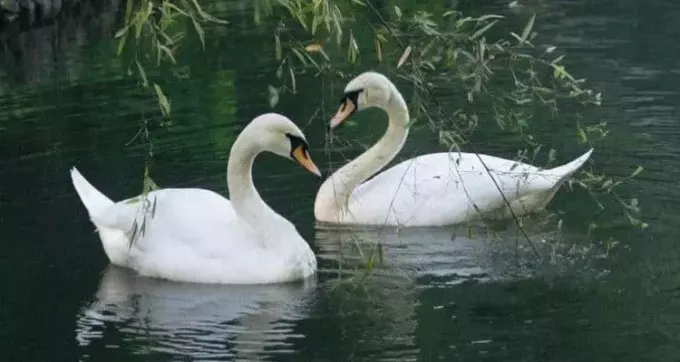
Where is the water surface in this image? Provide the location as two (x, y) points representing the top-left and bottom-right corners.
(1, 0), (678, 360)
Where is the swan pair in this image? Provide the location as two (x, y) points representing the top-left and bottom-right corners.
(72, 71), (593, 285)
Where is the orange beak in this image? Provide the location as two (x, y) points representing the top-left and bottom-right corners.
(292, 145), (321, 177)
(329, 97), (356, 129)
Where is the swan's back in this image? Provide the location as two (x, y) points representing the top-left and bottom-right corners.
(125, 188), (244, 254)
(346, 152), (578, 226)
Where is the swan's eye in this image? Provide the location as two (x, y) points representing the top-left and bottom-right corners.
(343, 89), (362, 109)
(285, 133), (309, 155)
(330, 90), (362, 129)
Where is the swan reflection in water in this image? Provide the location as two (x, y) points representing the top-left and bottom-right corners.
(315, 218), (590, 284)
(74, 226), (496, 361)
(75, 222), (588, 361)
(312, 223), (502, 359)
(315, 223), (506, 283)
(75, 266), (317, 361)
(312, 221), (591, 359)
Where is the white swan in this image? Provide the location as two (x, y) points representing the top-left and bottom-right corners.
(314, 72), (593, 227)
(72, 113), (321, 284)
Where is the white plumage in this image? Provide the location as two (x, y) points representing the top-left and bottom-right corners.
(72, 113), (319, 284)
(315, 72), (593, 227)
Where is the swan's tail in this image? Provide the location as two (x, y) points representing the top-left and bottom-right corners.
(490, 149), (594, 219)
(70, 167), (114, 218)
(71, 167), (132, 266)
(543, 148), (594, 188)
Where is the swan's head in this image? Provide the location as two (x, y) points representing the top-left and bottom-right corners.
(248, 113), (322, 177)
(330, 71), (394, 129)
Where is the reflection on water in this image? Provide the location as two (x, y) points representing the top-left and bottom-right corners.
(313, 224), (507, 360)
(74, 223), (601, 361)
(75, 266), (317, 361)
(315, 224), (493, 282)
(315, 218), (603, 284)
(311, 220), (610, 361)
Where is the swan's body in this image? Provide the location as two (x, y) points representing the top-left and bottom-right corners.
(314, 72), (593, 227)
(72, 113), (320, 284)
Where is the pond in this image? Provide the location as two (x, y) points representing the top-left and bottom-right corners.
(1, 0), (678, 361)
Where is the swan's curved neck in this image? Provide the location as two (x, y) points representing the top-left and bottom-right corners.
(227, 134), (278, 229)
(316, 86), (409, 214)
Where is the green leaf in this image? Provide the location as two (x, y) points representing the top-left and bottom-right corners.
(375, 37), (382, 62)
(153, 83), (171, 116)
(144, 175), (159, 192)
(551, 54), (565, 65)
(254, 0), (261, 24)
(347, 31), (359, 63)
(469, 20), (497, 41)
(134, 1), (154, 40)
(291, 47), (308, 66)
(289, 67), (296, 93)
(117, 33), (129, 56)
(365, 251), (374, 271)
(630, 166), (644, 178)
(333, 17), (342, 45)
(157, 44), (176, 64)
(576, 122), (587, 143)
(520, 14), (536, 43)
(191, 17), (205, 49)
(397, 45), (412, 68)
(115, 25), (130, 39)
(627, 213), (642, 227)
(135, 59), (148, 88)
(268, 85), (279, 108)
(293, 9), (308, 30)
(311, 15), (321, 35)
(164, 2), (189, 17)
(476, 14), (504, 21)
(125, 197), (141, 205)
(190, 0), (227, 24)
(123, 0), (134, 23)
(274, 34), (282, 61)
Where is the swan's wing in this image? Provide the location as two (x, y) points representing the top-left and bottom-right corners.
(95, 188), (313, 284)
(130, 188), (252, 254)
(95, 188), (251, 256)
(349, 152), (550, 226)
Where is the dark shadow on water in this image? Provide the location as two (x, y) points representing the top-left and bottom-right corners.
(0, 0), (123, 87)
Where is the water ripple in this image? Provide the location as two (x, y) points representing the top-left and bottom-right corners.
(75, 266), (317, 361)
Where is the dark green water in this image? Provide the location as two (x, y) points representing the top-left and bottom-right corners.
(1, 0), (678, 360)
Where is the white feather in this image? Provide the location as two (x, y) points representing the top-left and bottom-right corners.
(315, 72), (593, 227)
(71, 114), (318, 284)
